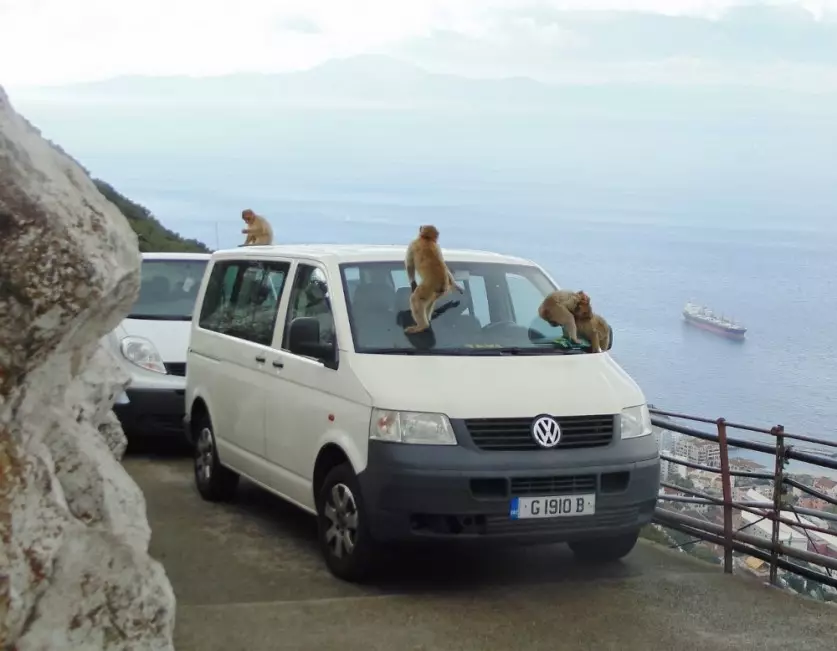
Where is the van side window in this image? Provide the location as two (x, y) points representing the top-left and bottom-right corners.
(282, 264), (336, 351)
(198, 259), (290, 345)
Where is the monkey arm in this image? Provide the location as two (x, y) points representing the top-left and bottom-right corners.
(446, 268), (463, 293)
(405, 246), (417, 291)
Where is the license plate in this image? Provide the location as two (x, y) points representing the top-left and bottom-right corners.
(510, 494), (596, 520)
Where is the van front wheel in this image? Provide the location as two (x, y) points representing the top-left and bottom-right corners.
(568, 530), (639, 563)
(193, 413), (239, 502)
(317, 463), (378, 582)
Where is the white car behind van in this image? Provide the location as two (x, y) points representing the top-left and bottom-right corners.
(107, 252), (211, 440)
(184, 244), (660, 581)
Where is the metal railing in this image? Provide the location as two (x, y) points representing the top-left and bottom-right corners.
(650, 407), (837, 591)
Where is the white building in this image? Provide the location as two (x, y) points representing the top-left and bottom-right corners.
(674, 439), (721, 468)
(661, 455), (689, 481)
(738, 488), (837, 556)
(739, 509), (808, 551)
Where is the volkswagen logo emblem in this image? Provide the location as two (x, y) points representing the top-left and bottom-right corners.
(531, 415), (561, 448)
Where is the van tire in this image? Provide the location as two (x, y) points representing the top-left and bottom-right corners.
(193, 412), (239, 502)
(568, 530), (639, 563)
(316, 462), (378, 583)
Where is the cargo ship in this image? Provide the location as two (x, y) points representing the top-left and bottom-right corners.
(683, 302), (746, 339)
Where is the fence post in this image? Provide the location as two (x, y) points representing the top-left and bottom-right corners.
(769, 425), (786, 586)
(717, 418), (733, 574)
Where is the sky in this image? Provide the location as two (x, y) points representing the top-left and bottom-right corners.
(2, 0), (837, 89)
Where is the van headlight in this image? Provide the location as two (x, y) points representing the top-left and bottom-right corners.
(369, 409), (457, 445)
(120, 336), (167, 374)
(621, 404), (652, 439)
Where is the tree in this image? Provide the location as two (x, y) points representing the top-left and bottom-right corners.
(669, 474), (695, 491)
(94, 180), (211, 253)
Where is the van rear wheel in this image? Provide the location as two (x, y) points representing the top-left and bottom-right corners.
(568, 530), (639, 563)
(193, 412), (239, 502)
(316, 462), (378, 583)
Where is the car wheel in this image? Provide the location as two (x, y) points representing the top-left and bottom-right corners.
(568, 530), (640, 563)
(193, 413), (239, 502)
(317, 462), (378, 583)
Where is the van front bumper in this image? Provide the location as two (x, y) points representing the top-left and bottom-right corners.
(113, 387), (187, 438)
(357, 436), (660, 545)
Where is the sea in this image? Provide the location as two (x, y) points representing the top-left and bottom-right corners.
(13, 99), (837, 477)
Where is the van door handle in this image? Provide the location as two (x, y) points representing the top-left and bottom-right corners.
(255, 355), (266, 363)
(272, 360), (284, 369)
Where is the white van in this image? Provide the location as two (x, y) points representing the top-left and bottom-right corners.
(184, 245), (660, 581)
(108, 252), (211, 439)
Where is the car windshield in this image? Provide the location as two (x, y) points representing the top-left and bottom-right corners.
(339, 260), (588, 356)
(129, 259), (208, 320)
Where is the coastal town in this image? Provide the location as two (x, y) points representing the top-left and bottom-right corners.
(653, 423), (837, 601)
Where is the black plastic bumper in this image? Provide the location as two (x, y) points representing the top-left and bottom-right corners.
(113, 388), (186, 438)
(357, 437), (660, 544)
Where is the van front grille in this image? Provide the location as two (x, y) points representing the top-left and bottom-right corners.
(464, 415), (615, 451)
(510, 475), (597, 496)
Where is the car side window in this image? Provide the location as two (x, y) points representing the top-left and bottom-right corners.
(198, 259), (290, 345)
(281, 264), (336, 351)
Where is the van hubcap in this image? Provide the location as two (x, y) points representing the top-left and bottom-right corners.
(324, 483), (358, 558)
(195, 427), (214, 482)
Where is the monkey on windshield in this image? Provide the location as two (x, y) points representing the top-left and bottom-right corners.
(404, 224), (463, 334)
(573, 299), (610, 353)
(537, 290), (590, 344)
(241, 209), (273, 246)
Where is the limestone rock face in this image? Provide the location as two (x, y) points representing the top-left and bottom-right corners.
(0, 87), (176, 649)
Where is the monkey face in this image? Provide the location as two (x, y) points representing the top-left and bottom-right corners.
(574, 301), (593, 320)
(242, 209), (255, 224)
(419, 224), (439, 241)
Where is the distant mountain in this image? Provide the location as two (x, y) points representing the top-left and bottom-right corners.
(18, 54), (837, 117)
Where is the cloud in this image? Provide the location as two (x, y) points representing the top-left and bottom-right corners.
(385, 2), (837, 88)
(1, 0), (837, 86)
(276, 15), (322, 34)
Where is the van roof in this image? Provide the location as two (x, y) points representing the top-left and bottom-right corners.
(141, 252), (212, 261)
(208, 244), (537, 266)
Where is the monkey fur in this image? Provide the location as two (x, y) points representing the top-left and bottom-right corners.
(241, 209), (273, 246)
(537, 289), (590, 344)
(404, 224), (463, 334)
(573, 299), (611, 353)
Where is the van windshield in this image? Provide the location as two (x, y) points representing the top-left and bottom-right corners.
(129, 259), (208, 320)
(339, 261), (587, 356)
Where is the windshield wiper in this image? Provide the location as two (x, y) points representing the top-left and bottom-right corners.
(361, 348), (432, 355)
(127, 314), (193, 321)
(492, 347), (583, 355)
(360, 347), (579, 356)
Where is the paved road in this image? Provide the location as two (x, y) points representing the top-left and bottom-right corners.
(125, 446), (837, 651)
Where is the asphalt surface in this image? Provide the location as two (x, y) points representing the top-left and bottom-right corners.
(125, 443), (837, 651)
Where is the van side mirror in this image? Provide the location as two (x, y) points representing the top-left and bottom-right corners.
(288, 317), (338, 368)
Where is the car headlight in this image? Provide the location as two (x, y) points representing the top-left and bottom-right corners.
(120, 336), (167, 374)
(369, 409), (457, 445)
(621, 404), (652, 439)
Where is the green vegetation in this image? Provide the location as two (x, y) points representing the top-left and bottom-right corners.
(94, 180), (211, 253)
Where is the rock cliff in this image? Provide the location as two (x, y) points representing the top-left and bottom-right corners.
(0, 87), (175, 649)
